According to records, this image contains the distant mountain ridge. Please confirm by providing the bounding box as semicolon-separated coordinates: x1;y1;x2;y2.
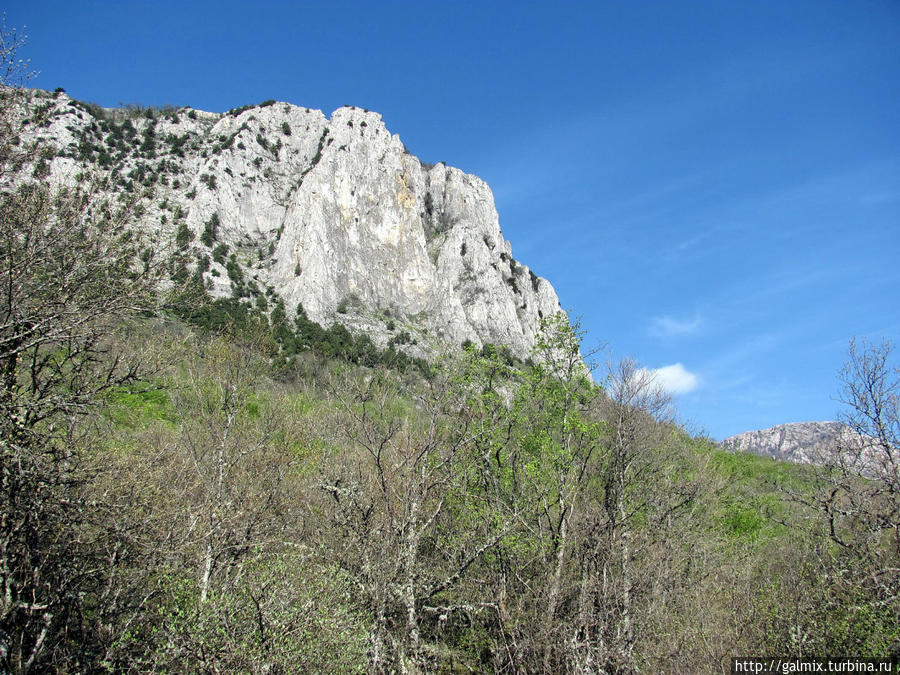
720;421;848;465
6;88;567;360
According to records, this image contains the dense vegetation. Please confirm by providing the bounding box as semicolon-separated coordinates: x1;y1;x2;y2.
1;36;898;674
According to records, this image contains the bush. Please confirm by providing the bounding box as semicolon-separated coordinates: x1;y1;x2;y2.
212;243;229;265
200;212;219;247
32;158;50;178
176;222;193;250
225;256;243;284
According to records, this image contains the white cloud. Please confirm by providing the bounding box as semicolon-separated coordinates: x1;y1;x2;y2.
638;363;700;395
649;314;703;338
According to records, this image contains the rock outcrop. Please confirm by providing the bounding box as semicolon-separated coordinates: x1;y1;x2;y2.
720;421;849;465
720;421;890;478
7;89;566;359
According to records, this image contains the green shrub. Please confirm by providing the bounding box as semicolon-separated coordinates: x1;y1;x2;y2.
32;158;50;178
212;243;229;265
200;213;219;247
225;256;244;285
175;222;193;250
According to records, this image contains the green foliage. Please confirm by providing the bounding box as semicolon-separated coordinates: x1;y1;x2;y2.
32;157;50;178
105;383;177;428
721;500;767;539
175;221;193;250
211;242;229;264
479;341;516;366
8;281;897;672
707;445;816;490
118;556;370;673
168;285;429;376
225;255;243;284
171;294;266;338
140;126;156;157
389;330;411;346
200;212;219;247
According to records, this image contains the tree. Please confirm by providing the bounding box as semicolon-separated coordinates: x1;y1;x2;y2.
0;18;37;88
0;184;158;674
811;338;899;655
516;315;601;671
318;359;512;672
0;22;160;672
774;338;900;658
94;336;372;673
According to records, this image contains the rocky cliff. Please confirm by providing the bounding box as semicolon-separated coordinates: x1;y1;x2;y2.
7;89;565;359
720;421;849;465
721;421;891;477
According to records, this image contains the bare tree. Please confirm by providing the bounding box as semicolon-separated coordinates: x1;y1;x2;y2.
317;354;523;672
0;21;161;672
0;17;37;88
564;358;701;674
778;338;900;657
823;339;898;641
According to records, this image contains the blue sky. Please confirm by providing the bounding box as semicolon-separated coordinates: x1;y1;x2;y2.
7;0;899;439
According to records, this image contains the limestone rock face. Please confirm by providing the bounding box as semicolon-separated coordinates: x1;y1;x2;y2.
9;89;565;358
720;422;848;465
719;421;890;478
